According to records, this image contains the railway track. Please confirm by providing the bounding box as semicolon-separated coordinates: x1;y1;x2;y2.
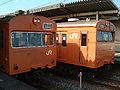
84;62;120;90
15;69;120;90
16;71;81;90
15;56;120;90
84;77;120;90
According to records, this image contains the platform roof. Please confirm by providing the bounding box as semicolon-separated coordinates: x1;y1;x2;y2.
28;0;119;19
1;0;119;21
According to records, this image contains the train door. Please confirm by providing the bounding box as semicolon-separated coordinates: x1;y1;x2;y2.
79;32;88;64
56;31;68;62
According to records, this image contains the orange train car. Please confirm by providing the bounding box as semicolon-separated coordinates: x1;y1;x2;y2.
57;20;115;69
0;15;57;75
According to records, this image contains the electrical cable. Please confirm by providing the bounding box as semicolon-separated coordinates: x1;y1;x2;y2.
0;0;14;6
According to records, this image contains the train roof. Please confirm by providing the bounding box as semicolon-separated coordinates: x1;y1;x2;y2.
0;16;14;23
57;20;116;28
57;20;98;27
57;20;116;32
0;15;57;32
0;15;55;24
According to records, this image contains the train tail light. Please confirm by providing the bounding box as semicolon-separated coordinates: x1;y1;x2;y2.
13;65;19;70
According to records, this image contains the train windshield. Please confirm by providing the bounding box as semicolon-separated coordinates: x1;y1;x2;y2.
97;31;114;42
12;32;54;48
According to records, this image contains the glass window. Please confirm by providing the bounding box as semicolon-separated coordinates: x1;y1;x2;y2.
28;33;35;46
44;23;52;30
28;33;42;47
42;33;54;46
81;34;87;46
97;31;113;42
36;33;42;46
102;32;108;41
108;32;112;41
12;32;54;48
42;33;46;46
62;34;67;46
0;30;3;48
97;31;102;41
56;34;59;45
12;32;27;47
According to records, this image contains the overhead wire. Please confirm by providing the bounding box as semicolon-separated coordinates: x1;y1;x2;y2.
0;0;14;6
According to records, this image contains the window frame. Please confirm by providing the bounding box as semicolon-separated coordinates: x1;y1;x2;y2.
41;32;54;47
11;32;55;48
97;31;114;42
11;32;28;48
81;33;87;46
43;23;53;30
56;33;59;45
62;33;67;47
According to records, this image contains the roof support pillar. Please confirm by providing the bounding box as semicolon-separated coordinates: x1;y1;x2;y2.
96;11;99;21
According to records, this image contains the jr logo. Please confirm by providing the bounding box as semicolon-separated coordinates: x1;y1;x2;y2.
46;50;52;55
69;33;78;39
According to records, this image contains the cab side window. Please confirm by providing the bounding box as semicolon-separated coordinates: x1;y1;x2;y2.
56;34;59;45
81;33;87;46
62;34;67;46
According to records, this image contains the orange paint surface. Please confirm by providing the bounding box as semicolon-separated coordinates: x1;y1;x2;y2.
0;15;57;75
57;20;115;68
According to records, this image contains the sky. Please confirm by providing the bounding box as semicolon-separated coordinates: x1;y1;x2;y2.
0;0;120;15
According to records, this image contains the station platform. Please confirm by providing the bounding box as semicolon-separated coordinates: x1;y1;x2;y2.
115;52;120;63
0;72;38;90
115;53;120;57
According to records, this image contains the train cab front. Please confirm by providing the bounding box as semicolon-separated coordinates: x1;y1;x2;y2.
0;15;57;75
95;20;115;68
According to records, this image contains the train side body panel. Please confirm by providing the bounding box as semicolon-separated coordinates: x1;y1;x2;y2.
57;26;97;68
0;23;9;74
57;20;115;69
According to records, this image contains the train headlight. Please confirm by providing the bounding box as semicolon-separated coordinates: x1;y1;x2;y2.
13;64;19;70
33;17;41;25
